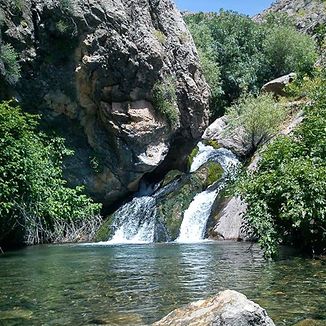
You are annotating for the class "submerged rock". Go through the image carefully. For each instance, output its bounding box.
[0,0,209,207]
[152,290,275,326]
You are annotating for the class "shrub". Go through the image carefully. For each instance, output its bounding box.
[56,20,69,34]
[0,43,21,85]
[154,30,167,44]
[0,101,101,247]
[263,26,318,77]
[152,77,179,128]
[237,69,326,258]
[225,93,288,155]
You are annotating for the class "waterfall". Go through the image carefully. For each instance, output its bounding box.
[106,142,239,244]
[177,142,239,243]
[108,196,157,244]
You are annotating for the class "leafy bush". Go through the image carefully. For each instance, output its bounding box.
[0,43,21,85]
[0,101,101,247]
[237,69,326,258]
[152,77,179,128]
[225,93,288,155]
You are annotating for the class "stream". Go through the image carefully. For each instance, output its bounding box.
[0,242,325,325]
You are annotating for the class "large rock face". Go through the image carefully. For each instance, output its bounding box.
[152,290,275,326]
[0,0,209,206]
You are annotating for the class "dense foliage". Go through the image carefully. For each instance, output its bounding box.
[185,11,317,117]
[0,102,101,248]
[237,70,326,258]
[225,94,288,156]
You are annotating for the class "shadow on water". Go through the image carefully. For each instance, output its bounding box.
[0,241,325,325]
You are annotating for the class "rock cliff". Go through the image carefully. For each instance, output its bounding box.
[0,0,209,207]
[254,0,326,36]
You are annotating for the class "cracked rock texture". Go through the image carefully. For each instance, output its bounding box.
[0,0,209,207]
[152,290,276,326]
[254,0,326,35]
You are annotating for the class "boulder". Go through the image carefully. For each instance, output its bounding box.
[202,116,250,158]
[209,196,249,240]
[0,0,209,207]
[152,290,275,326]
[261,73,297,96]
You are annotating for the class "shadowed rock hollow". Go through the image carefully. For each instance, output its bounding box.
[0,0,209,207]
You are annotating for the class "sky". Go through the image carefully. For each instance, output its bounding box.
[174,0,274,16]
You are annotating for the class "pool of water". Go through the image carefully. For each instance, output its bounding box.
[0,241,325,325]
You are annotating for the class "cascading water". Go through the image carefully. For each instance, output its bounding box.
[177,142,239,243]
[106,142,239,244]
[108,196,157,244]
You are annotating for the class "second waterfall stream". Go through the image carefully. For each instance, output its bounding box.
[106,142,239,244]
[176,143,239,242]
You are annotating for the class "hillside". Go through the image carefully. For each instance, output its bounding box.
[254,0,326,35]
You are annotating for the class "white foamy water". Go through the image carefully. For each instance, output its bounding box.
[177,143,240,242]
[106,196,156,244]
[106,142,239,244]
[176,189,219,243]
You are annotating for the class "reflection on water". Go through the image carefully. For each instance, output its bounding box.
[0,242,325,325]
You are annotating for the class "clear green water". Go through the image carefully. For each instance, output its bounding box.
[0,241,325,326]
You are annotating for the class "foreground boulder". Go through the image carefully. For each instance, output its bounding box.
[152,290,275,326]
[0,0,209,207]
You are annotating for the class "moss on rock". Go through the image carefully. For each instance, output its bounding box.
[187,146,199,169]
[156,161,224,240]
[157,174,204,239]
[206,161,223,188]
[94,216,113,242]
[203,139,221,149]
[161,170,183,187]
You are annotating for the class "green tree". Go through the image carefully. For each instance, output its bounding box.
[263,26,318,78]
[0,101,101,248]
[184,11,317,117]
